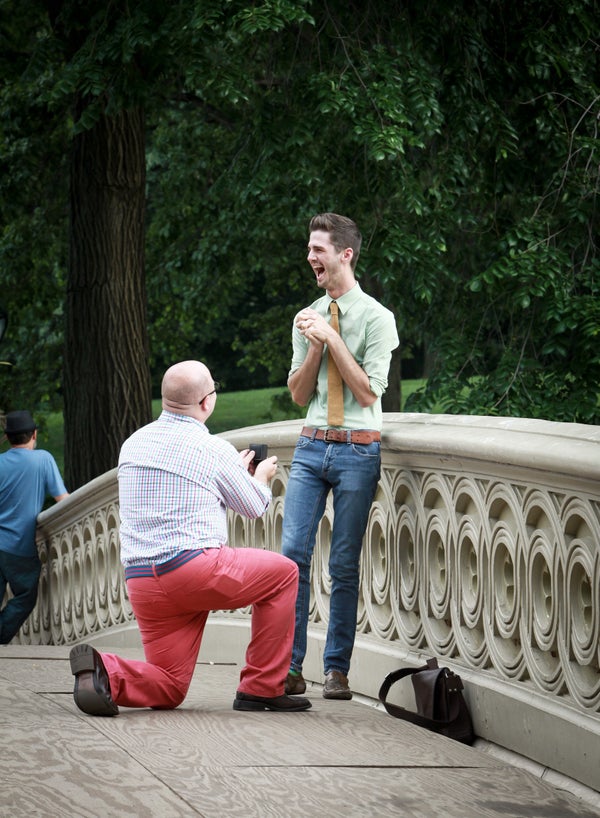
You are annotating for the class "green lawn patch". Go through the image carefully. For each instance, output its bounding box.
[3,381,426,475]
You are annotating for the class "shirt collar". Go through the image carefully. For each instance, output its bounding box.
[326,281,362,315]
[161,410,207,431]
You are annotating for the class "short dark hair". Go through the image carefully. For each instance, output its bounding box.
[6,431,34,446]
[309,213,362,271]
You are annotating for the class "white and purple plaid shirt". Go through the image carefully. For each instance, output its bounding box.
[117,411,271,567]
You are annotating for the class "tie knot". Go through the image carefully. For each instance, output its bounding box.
[330,301,338,315]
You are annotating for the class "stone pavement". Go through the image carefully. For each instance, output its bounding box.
[1,642,599,818]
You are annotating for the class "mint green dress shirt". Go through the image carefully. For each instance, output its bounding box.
[289,282,399,431]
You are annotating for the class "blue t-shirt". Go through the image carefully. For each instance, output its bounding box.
[0,448,67,558]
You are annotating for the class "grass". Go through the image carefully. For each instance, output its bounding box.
[162,386,306,435]
[3,380,426,475]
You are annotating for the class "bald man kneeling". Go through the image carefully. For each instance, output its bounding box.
[69,360,311,715]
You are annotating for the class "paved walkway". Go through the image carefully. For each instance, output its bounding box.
[1,642,599,818]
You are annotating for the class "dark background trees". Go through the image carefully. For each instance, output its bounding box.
[0,0,598,488]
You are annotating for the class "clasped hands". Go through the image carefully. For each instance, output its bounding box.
[295,308,334,346]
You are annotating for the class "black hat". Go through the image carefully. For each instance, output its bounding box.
[4,410,37,435]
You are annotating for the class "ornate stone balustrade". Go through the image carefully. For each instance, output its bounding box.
[31,465,134,645]
[20,414,600,791]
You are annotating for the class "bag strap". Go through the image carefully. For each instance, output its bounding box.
[378,657,439,699]
[378,658,464,733]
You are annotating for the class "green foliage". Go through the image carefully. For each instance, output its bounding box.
[399,0,600,422]
[0,1,69,416]
[233,0,313,34]
[0,0,598,430]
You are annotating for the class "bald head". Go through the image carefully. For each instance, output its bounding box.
[161,361,214,416]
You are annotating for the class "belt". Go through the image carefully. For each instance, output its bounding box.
[124,549,205,581]
[301,426,381,444]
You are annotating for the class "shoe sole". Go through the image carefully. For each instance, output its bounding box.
[322,689,353,700]
[69,644,96,674]
[70,644,119,717]
[233,699,312,712]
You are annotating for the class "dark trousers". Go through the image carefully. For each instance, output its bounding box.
[0,550,41,644]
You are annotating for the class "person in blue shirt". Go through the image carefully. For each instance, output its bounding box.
[0,410,69,643]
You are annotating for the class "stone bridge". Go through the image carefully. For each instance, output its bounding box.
[16,414,600,794]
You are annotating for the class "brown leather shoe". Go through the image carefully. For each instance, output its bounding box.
[285,671,307,695]
[233,692,312,712]
[70,643,119,716]
[323,669,352,700]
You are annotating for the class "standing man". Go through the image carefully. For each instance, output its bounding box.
[282,213,399,700]
[0,410,69,644]
[69,360,311,715]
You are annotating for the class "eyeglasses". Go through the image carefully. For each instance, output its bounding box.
[199,381,220,404]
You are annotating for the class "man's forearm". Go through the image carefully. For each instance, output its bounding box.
[288,346,322,406]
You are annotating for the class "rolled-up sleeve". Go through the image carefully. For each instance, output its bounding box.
[362,310,400,396]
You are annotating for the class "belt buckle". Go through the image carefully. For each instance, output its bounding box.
[324,429,352,443]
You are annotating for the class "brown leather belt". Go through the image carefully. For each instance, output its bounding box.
[301,426,381,444]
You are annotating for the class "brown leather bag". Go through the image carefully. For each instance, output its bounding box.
[378,657,475,745]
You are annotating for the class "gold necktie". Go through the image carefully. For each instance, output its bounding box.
[327,301,344,426]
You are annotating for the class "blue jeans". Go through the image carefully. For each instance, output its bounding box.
[281,435,381,676]
[0,550,41,644]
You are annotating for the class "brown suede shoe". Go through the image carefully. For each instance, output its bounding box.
[285,671,307,695]
[322,670,352,700]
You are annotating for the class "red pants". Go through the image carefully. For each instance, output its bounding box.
[100,547,299,708]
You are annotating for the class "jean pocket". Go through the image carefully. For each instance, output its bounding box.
[351,441,381,458]
[296,436,313,450]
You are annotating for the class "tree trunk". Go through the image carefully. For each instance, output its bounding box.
[64,105,152,490]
